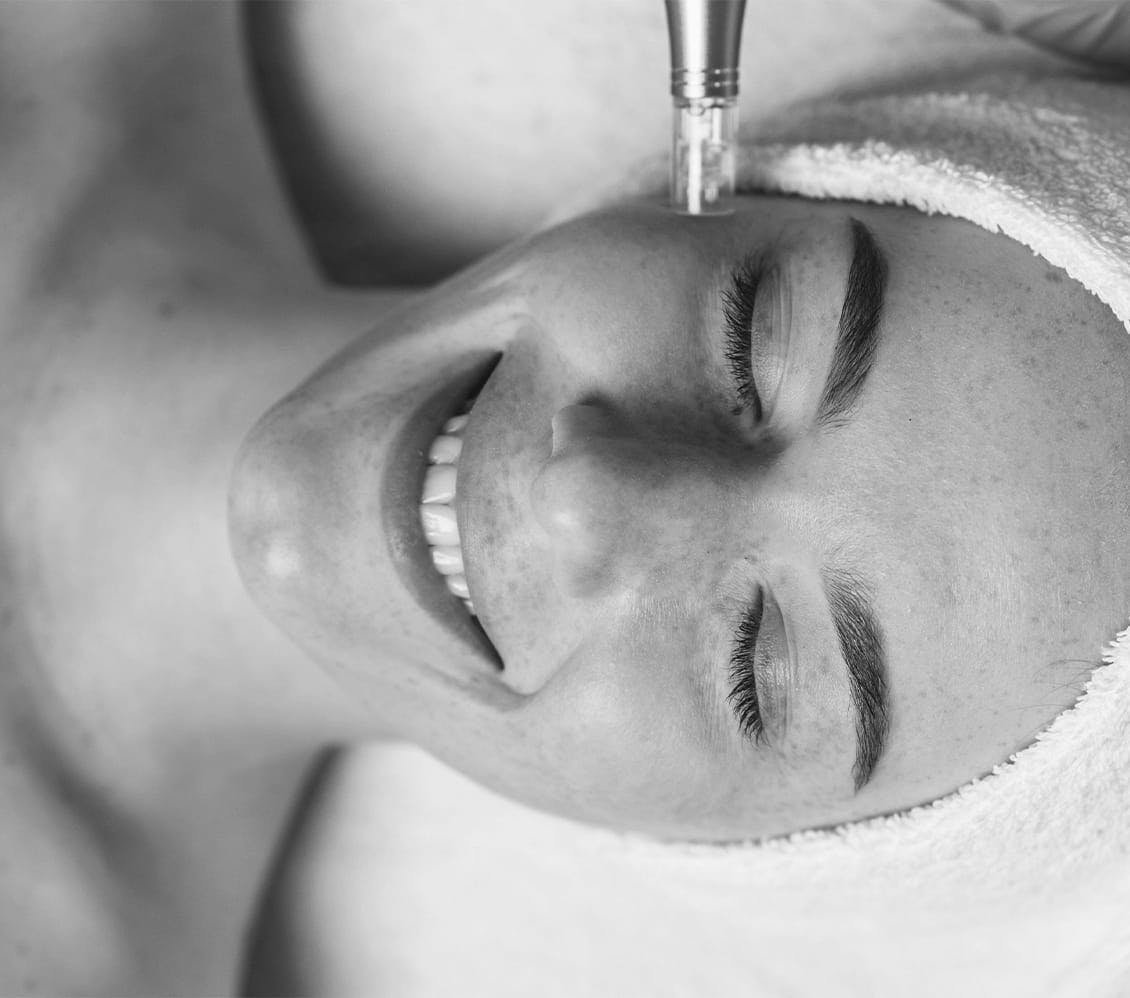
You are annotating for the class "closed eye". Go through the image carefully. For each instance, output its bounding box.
[727,584,766,745]
[720,252,767,422]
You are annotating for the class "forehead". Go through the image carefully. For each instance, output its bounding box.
[800,203,1130,810]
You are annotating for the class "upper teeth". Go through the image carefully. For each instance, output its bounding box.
[420,408,476,616]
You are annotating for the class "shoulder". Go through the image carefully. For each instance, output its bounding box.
[245,0,1066,284]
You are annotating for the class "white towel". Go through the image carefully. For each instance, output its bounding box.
[308,71,1130,997]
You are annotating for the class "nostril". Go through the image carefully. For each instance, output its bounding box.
[549,402,616,457]
[534,402,668,598]
[529,449,599,539]
[529,443,635,603]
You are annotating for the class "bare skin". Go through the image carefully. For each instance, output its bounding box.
[246,0,1072,283]
[0,3,401,992]
[230,197,1130,840]
[0,0,1115,994]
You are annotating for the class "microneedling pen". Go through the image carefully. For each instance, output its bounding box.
[664,0,748,215]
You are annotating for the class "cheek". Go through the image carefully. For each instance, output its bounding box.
[502,628,728,826]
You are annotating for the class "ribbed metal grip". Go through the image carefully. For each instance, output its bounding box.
[665,0,747,102]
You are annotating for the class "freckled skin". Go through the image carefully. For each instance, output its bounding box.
[231,196,1130,840]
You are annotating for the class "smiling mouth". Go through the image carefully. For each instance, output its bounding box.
[419,400,478,615]
[414,370,505,673]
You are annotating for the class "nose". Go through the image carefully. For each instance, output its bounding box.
[530,403,727,600]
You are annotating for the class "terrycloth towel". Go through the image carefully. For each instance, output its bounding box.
[312,72,1130,997]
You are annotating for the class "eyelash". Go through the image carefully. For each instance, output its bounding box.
[720,254,767,422]
[727,585,766,745]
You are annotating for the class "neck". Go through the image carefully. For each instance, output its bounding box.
[0,257,411,992]
[0,4,418,990]
[0,0,429,799]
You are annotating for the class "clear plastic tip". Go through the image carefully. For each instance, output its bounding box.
[671,98,736,215]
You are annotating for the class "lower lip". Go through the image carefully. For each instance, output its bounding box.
[380,352,504,679]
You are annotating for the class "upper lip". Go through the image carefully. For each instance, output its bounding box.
[451,359,506,670]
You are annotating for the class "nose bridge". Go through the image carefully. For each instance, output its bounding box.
[530,404,724,598]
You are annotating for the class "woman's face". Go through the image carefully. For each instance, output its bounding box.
[229,196,1130,840]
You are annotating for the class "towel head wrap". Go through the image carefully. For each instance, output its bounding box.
[321,71,1130,997]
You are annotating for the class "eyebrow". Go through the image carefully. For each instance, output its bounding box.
[814,218,890,787]
[823,570,890,789]
[817,219,889,428]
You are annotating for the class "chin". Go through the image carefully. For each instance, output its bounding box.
[225,281,525,737]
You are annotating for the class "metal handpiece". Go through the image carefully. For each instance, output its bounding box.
[665,0,747,215]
